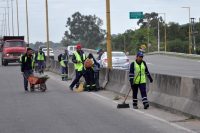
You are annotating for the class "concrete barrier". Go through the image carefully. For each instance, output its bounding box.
[104,69,131,95]
[47,59,200,118]
[147,73,200,118]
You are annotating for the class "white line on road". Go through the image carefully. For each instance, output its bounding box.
[91,92,197,133]
[146,62,153,65]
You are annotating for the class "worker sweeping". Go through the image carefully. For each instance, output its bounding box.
[69,44,86,91]
[129,51,153,109]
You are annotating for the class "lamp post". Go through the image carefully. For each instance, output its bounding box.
[25,0,29,44]
[157,17,160,52]
[106,0,112,69]
[159,13,167,52]
[0,7,7,36]
[11,0,14,36]
[182,7,191,54]
[16,0,19,35]
[45,0,50,58]
[6,0,10,36]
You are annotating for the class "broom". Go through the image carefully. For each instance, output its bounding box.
[117,88,131,108]
[117,72,139,109]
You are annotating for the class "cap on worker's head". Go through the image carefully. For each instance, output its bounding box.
[26,47,32,51]
[76,43,82,49]
[136,51,144,57]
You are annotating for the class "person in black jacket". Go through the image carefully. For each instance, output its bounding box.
[21,48,34,92]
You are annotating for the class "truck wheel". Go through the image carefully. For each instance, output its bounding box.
[2,60,8,66]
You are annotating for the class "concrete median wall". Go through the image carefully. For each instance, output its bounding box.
[47,59,200,118]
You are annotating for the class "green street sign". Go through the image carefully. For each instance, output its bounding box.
[129,12,143,19]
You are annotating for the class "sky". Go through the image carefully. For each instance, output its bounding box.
[0,0,200,43]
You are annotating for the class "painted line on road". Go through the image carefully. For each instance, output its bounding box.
[91,92,197,133]
[146,62,153,65]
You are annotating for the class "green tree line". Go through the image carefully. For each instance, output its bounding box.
[31,11,199,55]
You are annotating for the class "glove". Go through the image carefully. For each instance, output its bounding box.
[149,76,153,83]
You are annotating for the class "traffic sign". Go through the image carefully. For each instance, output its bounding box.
[129,12,143,19]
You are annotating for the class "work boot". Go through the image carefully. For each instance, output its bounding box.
[133,105,138,109]
[69,86,73,91]
[144,103,149,109]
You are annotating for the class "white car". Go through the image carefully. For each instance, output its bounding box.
[99,51,130,70]
[42,48,54,59]
[67,45,76,57]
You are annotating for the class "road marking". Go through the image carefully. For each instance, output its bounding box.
[146,62,153,65]
[197,61,200,63]
[91,92,197,133]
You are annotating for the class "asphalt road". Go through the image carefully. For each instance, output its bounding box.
[0,62,193,133]
[129,55,200,78]
[54,48,200,78]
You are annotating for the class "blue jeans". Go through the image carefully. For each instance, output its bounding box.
[23,70,33,90]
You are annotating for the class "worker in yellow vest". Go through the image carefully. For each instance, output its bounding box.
[58,49,69,81]
[129,51,153,109]
[21,48,34,92]
[69,44,86,91]
[35,48,46,74]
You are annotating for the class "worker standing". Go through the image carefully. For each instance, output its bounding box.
[129,51,153,109]
[69,44,86,91]
[21,48,34,92]
[35,48,46,74]
[58,49,69,81]
[84,53,96,91]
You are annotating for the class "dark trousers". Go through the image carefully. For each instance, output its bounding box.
[70,70,84,89]
[23,70,33,90]
[37,61,45,74]
[94,71,100,90]
[131,83,149,106]
[61,66,68,80]
[84,68,96,91]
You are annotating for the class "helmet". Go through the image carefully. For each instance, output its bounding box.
[137,51,144,57]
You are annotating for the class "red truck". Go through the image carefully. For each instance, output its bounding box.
[1,36,27,66]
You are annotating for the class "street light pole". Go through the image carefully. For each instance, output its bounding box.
[25,0,29,44]
[159,13,167,52]
[11,0,14,36]
[182,7,191,54]
[106,0,112,69]
[45,0,50,58]
[16,0,19,36]
[157,17,160,52]
[0,7,7,36]
[6,0,10,36]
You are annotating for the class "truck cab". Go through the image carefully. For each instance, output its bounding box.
[1,36,27,66]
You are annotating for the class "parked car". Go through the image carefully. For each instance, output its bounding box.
[42,48,54,59]
[99,51,130,70]
[67,45,76,57]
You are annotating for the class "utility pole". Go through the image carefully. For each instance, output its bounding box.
[6,0,10,36]
[45,0,50,58]
[16,0,19,35]
[25,0,29,44]
[106,0,112,69]
[182,7,191,54]
[11,0,14,36]
[190,18,197,54]
[157,17,160,52]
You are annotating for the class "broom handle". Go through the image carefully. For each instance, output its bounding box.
[123,70,140,103]
[123,88,132,103]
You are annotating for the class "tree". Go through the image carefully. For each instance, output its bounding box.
[63,12,106,49]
